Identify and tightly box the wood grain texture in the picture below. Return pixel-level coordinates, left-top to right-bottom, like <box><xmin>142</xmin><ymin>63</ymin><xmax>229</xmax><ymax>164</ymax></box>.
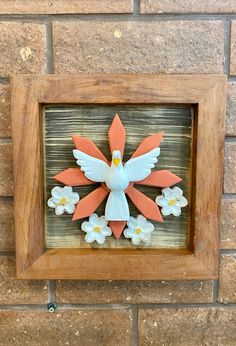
<box><xmin>10</xmin><ymin>74</ymin><xmax>226</xmax><ymax>280</ymax></box>
<box><xmin>44</xmin><ymin>105</ymin><xmax>192</xmax><ymax>249</ymax></box>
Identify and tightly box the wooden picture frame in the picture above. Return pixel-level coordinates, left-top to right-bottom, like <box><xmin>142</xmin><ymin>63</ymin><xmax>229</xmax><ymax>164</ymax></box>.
<box><xmin>11</xmin><ymin>74</ymin><xmax>226</xmax><ymax>280</ymax></box>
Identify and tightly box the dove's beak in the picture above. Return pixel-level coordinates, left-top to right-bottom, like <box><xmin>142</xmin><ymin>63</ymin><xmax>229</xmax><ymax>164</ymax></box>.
<box><xmin>113</xmin><ymin>158</ymin><xmax>120</xmax><ymax>167</ymax></box>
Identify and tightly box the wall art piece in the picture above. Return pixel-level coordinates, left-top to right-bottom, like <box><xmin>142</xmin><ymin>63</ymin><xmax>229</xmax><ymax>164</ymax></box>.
<box><xmin>11</xmin><ymin>74</ymin><xmax>226</xmax><ymax>279</ymax></box>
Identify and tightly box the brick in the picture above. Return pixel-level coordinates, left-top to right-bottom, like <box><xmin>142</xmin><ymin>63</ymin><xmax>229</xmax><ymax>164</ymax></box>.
<box><xmin>231</xmin><ymin>22</ymin><xmax>236</xmax><ymax>75</ymax></box>
<box><xmin>0</xmin><ymin>310</ymin><xmax>131</xmax><ymax>346</ymax></box>
<box><xmin>53</xmin><ymin>21</ymin><xmax>224</xmax><ymax>74</ymax></box>
<box><xmin>0</xmin><ymin>85</ymin><xmax>11</xmax><ymax>137</ymax></box>
<box><xmin>0</xmin><ymin>256</ymin><xmax>48</xmax><ymax>304</ymax></box>
<box><xmin>218</xmin><ymin>255</ymin><xmax>236</xmax><ymax>303</ymax></box>
<box><xmin>226</xmin><ymin>83</ymin><xmax>236</xmax><ymax>135</ymax></box>
<box><xmin>224</xmin><ymin>143</ymin><xmax>236</xmax><ymax>193</ymax></box>
<box><xmin>0</xmin><ymin>23</ymin><xmax>46</xmax><ymax>76</ymax></box>
<box><xmin>139</xmin><ymin>308</ymin><xmax>236</xmax><ymax>346</ymax></box>
<box><xmin>141</xmin><ymin>0</ymin><xmax>236</xmax><ymax>14</ymax></box>
<box><xmin>221</xmin><ymin>199</ymin><xmax>236</xmax><ymax>249</ymax></box>
<box><xmin>0</xmin><ymin>0</ymin><xmax>133</xmax><ymax>14</ymax></box>
<box><xmin>0</xmin><ymin>143</ymin><xmax>13</xmax><ymax>196</ymax></box>
<box><xmin>56</xmin><ymin>280</ymin><xmax>213</xmax><ymax>304</ymax></box>
<box><xmin>0</xmin><ymin>200</ymin><xmax>14</xmax><ymax>252</ymax></box>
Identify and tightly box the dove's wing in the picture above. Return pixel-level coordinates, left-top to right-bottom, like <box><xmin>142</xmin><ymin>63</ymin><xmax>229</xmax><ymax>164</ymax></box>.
<box><xmin>124</xmin><ymin>147</ymin><xmax>160</xmax><ymax>182</ymax></box>
<box><xmin>73</xmin><ymin>150</ymin><xmax>110</xmax><ymax>182</ymax></box>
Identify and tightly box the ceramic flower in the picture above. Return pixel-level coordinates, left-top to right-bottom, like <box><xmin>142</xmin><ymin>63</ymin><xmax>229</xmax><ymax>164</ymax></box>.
<box><xmin>47</xmin><ymin>186</ymin><xmax>79</xmax><ymax>215</ymax></box>
<box><xmin>155</xmin><ymin>187</ymin><xmax>188</xmax><ymax>216</ymax></box>
<box><xmin>81</xmin><ymin>214</ymin><xmax>112</xmax><ymax>244</ymax></box>
<box><xmin>124</xmin><ymin>215</ymin><xmax>154</xmax><ymax>245</ymax></box>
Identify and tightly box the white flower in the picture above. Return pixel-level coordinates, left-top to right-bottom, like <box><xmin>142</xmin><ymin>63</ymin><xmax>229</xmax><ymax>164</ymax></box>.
<box><xmin>81</xmin><ymin>214</ymin><xmax>112</xmax><ymax>245</ymax></box>
<box><xmin>124</xmin><ymin>215</ymin><xmax>154</xmax><ymax>245</ymax></box>
<box><xmin>47</xmin><ymin>186</ymin><xmax>79</xmax><ymax>215</ymax></box>
<box><xmin>155</xmin><ymin>187</ymin><xmax>188</xmax><ymax>216</ymax></box>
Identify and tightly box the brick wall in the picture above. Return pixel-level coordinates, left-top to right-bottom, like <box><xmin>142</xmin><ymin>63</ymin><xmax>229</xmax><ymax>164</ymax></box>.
<box><xmin>0</xmin><ymin>1</ymin><xmax>236</xmax><ymax>345</ymax></box>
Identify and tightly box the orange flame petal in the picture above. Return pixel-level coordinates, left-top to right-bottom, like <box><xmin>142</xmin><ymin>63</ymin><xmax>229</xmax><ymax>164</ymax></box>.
<box><xmin>126</xmin><ymin>187</ymin><xmax>163</xmax><ymax>222</ymax></box>
<box><xmin>72</xmin><ymin>186</ymin><xmax>108</xmax><ymax>221</ymax></box>
<box><xmin>109</xmin><ymin>221</ymin><xmax>127</xmax><ymax>240</ymax></box>
<box><xmin>54</xmin><ymin>168</ymin><xmax>95</xmax><ymax>186</ymax></box>
<box><xmin>131</xmin><ymin>132</ymin><xmax>164</xmax><ymax>158</ymax></box>
<box><xmin>72</xmin><ymin>135</ymin><xmax>108</xmax><ymax>162</ymax></box>
<box><xmin>137</xmin><ymin>170</ymin><xmax>182</xmax><ymax>188</ymax></box>
<box><xmin>108</xmin><ymin>114</ymin><xmax>126</xmax><ymax>158</ymax></box>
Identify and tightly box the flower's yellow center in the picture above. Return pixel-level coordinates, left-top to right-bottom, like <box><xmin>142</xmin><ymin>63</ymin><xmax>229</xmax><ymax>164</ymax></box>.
<box><xmin>168</xmin><ymin>199</ymin><xmax>176</xmax><ymax>206</ymax></box>
<box><xmin>113</xmin><ymin>158</ymin><xmax>120</xmax><ymax>167</ymax></box>
<box><xmin>135</xmin><ymin>227</ymin><xmax>142</xmax><ymax>235</ymax></box>
<box><xmin>60</xmin><ymin>197</ymin><xmax>67</xmax><ymax>205</ymax></box>
<box><xmin>93</xmin><ymin>226</ymin><xmax>101</xmax><ymax>233</ymax></box>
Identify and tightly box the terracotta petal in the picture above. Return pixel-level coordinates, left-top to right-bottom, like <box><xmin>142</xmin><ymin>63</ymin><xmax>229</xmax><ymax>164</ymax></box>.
<box><xmin>131</xmin><ymin>132</ymin><xmax>164</xmax><ymax>158</ymax></box>
<box><xmin>72</xmin><ymin>186</ymin><xmax>109</xmax><ymax>221</ymax></box>
<box><xmin>109</xmin><ymin>221</ymin><xmax>127</xmax><ymax>240</ymax></box>
<box><xmin>138</xmin><ymin>170</ymin><xmax>182</xmax><ymax>188</ymax></box>
<box><xmin>126</xmin><ymin>187</ymin><xmax>163</xmax><ymax>222</ymax></box>
<box><xmin>72</xmin><ymin>135</ymin><xmax>108</xmax><ymax>162</ymax></box>
<box><xmin>54</xmin><ymin>168</ymin><xmax>95</xmax><ymax>186</ymax></box>
<box><xmin>108</xmin><ymin>114</ymin><xmax>126</xmax><ymax>158</ymax></box>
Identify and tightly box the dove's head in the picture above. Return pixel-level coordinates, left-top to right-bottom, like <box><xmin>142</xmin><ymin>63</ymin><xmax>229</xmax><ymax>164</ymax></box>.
<box><xmin>112</xmin><ymin>150</ymin><xmax>122</xmax><ymax>168</ymax></box>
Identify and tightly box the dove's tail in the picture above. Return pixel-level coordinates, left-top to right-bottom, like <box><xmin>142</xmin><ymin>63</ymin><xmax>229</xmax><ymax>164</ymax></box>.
<box><xmin>105</xmin><ymin>191</ymin><xmax>130</xmax><ymax>221</ymax></box>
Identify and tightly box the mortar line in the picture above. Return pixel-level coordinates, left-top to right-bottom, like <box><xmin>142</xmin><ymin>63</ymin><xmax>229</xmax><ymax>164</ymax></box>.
<box><xmin>133</xmin><ymin>0</ymin><xmax>140</xmax><ymax>16</ymax></box>
<box><xmin>1</xmin><ymin>302</ymin><xmax>236</xmax><ymax>311</ymax></box>
<box><xmin>0</xmin><ymin>77</ymin><xmax>9</xmax><ymax>84</ymax></box>
<box><xmin>0</xmin><ymin>196</ymin><xmax>14</xmax><ymax>202</ymax></box>
<box><xmin>131</xmin><ymin>305</ymin><xmax>138</xmax><ymax>346</ymax></box>
<box><xmin>228</xmin><ymin>75</ymin><xmax>236</xmax><ymax>81</ymax></box>
<box><xmin>48</xmin><ymin>280</ymin><xmax>56</xmax><ymax>305</ymax></box>
<box><xmin>45</xmin><ymin>19</ymin><xmax>54</xmax><ymax>74</ymax></box>
<box><xmin>224</xmin><ymin>19</ymin><xmax>231</xmax><ymax>75</ymax></box>
<box><xmin>1</xmin><ymin>13</ymin><xmax>236</xmax><ymax>22</ymax></box>
<box><xmin>222</xmin><ymin>193</ymin><xmax>236</xmax><ymax>198</ymax></box>
<box><xmin>220</xmin><ymin>249</ymin><xmax>236</xmax><ymax>255</ymax></box>
<box><xmin>0</xmin><ymin>251</ymin><xmax>15</xmax><ymax>256</ymax></box>
<box><xmin>0</xmin><ymin>137</ymin><xmax>12</xmax><ymax>143</ymax></box>
<box><xmin>212</xmin><ymin>280</ymin><xmax>219</xmax><ymax>303</ymax></box>
<box><xmin>225</xmin><ymin>136</ymin><xmax>236</xmax><ymax>142</ymax></box>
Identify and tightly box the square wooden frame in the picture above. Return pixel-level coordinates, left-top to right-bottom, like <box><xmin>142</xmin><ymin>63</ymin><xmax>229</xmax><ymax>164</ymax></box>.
<box><xmin>11</xmin><ymin>74</ymin><xmax>226</xmax><ymax>280</ymax></box>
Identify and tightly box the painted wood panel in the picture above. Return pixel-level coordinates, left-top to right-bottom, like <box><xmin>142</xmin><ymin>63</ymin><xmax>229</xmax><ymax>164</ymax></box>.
<box><xmin>44</xmin><ymin>105</ymin><xmax>193</xmax><ymax>249</ymax></box>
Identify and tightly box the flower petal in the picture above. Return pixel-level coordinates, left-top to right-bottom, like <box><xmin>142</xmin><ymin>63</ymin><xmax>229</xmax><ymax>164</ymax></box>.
<box><xmin>124</xmin><ymin>228</ymin><xmax>134</xmax><ymax>238</ymax></box>
<box><xmin>101</xmin><ymin>226</ymin><xmax>112</xmax><ymax>236</ymax></box>
<box><xmin>162</xmin><ymin>188</ymin><xmax>173</xmax><ymax>199</ymax></box>
<box><xmin>172</xmin><ymin>186</ymin><xmax>183</xmax><ymax>198</ymax></box>
<box><xmin>89</xmin><ymin>213</ymin><xmax>99</xmax><ymax>226</ymax></box>
<box><xmin>65</xmin><ymin>204</ymin><xmax>75</xmax><ymax>214</ymax></box>
<box><xmin>171</xmin><ymin>205</ymin><xmax>181</xmax><ymax>216</ymax></box>
<box><xmin>127</xmin><ymin>217</ymin><xmax>137</xmax><ymax>229</ymax></box>
<box><xmin>72</xmin><ymin>135</ymin><xmax>108</xmax><ymax>162</ymax></box>
<box><xmin>131</xmin><ymin>235</ymin><xmax>141</xmax><ymax>245</ymax></box>
<box><xmin>69</xmin><ymin>192</ymin><xmax>80</xmax><ymax>204</ymax></box>
<box><xmin>55</xmin><ymin>205</ymin><xmax>65</xmax><ymax>215</ymax></box>
<box><xmin>51</xmin><ymin>186</ymin><xmax>63</xmax><ymax>200</ymax></box>
<box><xmin>54</xmin><ymin>168</ymin><xmax>95</xmax><ymax>186</ymax></box>
<box><xmin>47</xmin><ymin>198</ymin><xmax>56</xmax><ymax>208</ymax></box>
<box><xmin>140</xmin><ymin>232</ymin><xmax>152</xmax><ymax>243</ymax></box>
<box><xmin>96</xmin><ymin>215</ymin><xmax>107</xmax><ymax>228</ymax></box>
<box><xmin>63</xmin><ymin>186</ymin><xmax>73</xmax><ymax>196</ymax></box>
<box><xmin>72</xmin><ymin>187</ymin><xmax>109</xmax><ymax>221</ymax></box>
<box><xmin>155</xmin><ymin>196</ymin><xmax>168</xmax><ymax>207</ymax></box>
<box><xmin>131</xmin><ymin>132</ymin><xmax>163</xmax><ymax>158</ymax></box>
<box><xmin>95</xmin><ymin>233</ymin><xmax>106</xmax><ymax>245</ymax></box>
<box><xmin>161</xmin><ymin>206</ymin><xmax>172</xmax><ymax>216</ymax></box>
<box><xmin>108</xmin><ymin>114</ymin><xmax>126</xmax><ymax>159</ymax></box>
<box><xmin>85</xmin><ymin>232</ymin><xmax>96</xmax><ymax>243</ymax></box>
<box><xmin>138</xmin><ymin>170</ymin><xmax>182</xmax><ymax>188</ymax></box>
<box><xmin>137</xmin><ymin>215</ymin><xmax>147</xmax><ymax>227</ymax></box>
<box><xmin>127</xmin><ymin>187</ymin><xmax>163</xmax><ymax>222</ymax></box>
<box><xmin>142</xmin><ymin>222</ymin><xmax>154</xmax><ymax>233</ymax></box>
<box><xmin>179</xmin><ymin>196</ymin><xmax>188</xmax><ymax>208</ymax></box>
<box><xmin>81</xmin><ymin>221</ymin><xmax>93</xmax><ymax>233</ymax></box>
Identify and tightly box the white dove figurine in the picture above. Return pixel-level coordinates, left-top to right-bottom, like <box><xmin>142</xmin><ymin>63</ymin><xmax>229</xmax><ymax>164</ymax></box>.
<box><xmin>73</xmin><ymin>147</ymin><xmax>160</xmax><ymax>221</ymax></box>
